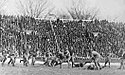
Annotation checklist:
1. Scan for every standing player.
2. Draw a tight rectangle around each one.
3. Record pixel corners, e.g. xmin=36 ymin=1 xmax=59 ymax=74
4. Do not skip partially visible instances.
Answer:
xmin=103 ymin=52 xmax=113 ymax=68
xmin=20 ymin=50 xmax=29 ymax=66
xmin=8 ymin=46 xmax=17 ymax=66
xmin=1 ymin=49 xmax=8 ymax=66
xmin=8 ymin=52 xmax=16 ymax=66
xmin=29 ymin=50 xmax=37 ymax=65
xmin=119 ymin=50 xmax=125 ymax=69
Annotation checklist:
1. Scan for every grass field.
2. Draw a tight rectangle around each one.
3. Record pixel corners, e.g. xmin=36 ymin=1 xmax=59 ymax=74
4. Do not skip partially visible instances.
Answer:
xmin=0 ymin=59 xmax=125 ymax=75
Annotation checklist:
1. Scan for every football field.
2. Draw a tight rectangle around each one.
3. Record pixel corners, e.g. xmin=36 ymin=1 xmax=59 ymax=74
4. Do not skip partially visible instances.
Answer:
xmin=0 ymin=59 xmax=125 ymax=75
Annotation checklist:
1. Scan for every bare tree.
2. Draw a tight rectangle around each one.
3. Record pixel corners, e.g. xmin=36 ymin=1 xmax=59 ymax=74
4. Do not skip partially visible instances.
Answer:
xmin=58 ymin=13 xmax=70 ymax=19
xmin=53 ymin=10 xmax=70 ymax=19
xmin=0 ymin=0 xmax=7 ymax=14
xmin=17 ymin=0 xmax=51 ymax=18
xmin=66 ymin=0 xmax=99 ymax=20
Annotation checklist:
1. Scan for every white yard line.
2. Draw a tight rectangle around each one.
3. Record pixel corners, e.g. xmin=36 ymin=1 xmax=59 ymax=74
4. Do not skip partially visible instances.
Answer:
xmin=1 ymin=58 xmax=120 ymax=66
xmin=34 ymin=61 xmax=120 ymax=66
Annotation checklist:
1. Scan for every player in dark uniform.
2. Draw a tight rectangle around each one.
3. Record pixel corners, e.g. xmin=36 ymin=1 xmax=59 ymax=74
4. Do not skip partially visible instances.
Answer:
xmin=103 ymin=53 xmax=112 ymax=68
xmin=1 ymin=50 xmax=8 ymax=66
xmin=20 ymin=49 xmax=29 ymax=66
xmin=8 ymin=51 xmax=17 ymax=66
xmin=119 ymin=51 xmax=125 ymax=69
xmin=29 ymin=50 xmax=37 ymax=65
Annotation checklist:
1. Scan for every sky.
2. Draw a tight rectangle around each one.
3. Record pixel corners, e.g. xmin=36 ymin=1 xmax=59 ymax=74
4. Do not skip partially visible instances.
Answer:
xmin=1 ymin=0 xmax=125 ymax=22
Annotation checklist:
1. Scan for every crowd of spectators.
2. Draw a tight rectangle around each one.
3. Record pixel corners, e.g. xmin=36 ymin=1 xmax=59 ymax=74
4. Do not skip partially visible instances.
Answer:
xmin=0 ymin=15 xmax=125 ymax=57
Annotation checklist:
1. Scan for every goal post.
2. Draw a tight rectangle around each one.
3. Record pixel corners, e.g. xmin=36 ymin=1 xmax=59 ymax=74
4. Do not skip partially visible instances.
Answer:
xmin=35 ymin=17 xmax=93 ymax=52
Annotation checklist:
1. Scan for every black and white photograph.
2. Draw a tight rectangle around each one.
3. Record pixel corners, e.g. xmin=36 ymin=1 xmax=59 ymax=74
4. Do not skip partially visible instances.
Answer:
xmin=0 ymin=0 xmax=125 ymax=75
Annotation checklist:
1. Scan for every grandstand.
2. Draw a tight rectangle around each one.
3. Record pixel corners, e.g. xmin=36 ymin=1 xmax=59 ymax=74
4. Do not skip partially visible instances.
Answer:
xmin=1 ymin=15 xmax=125 ymax=57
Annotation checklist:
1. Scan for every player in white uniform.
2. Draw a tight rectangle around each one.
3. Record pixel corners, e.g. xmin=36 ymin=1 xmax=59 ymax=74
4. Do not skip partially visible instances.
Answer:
xmin=91 ymin=50 xmax=103 ymax=70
